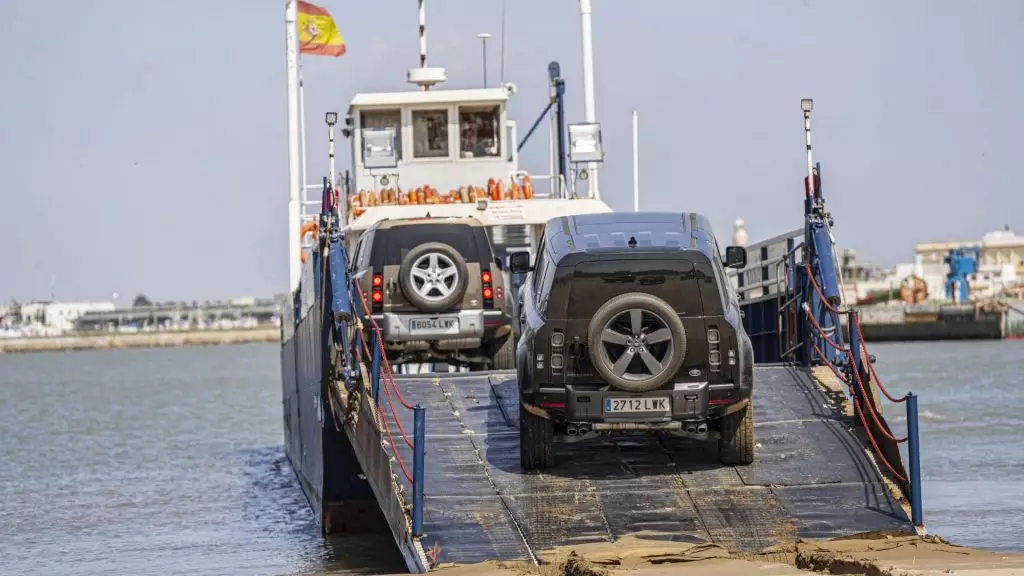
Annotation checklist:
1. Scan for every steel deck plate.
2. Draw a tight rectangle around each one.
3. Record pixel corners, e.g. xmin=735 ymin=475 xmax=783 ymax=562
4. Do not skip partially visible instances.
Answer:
xmin=380 ymin=366 xmax=912 ymax=566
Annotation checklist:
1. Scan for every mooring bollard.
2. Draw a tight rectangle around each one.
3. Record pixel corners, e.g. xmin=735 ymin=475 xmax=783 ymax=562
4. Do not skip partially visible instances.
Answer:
xmin=371 ymin=328 xmax=381 ymax=401
xmin=906 ymin=392 xmax=923 ymax=526
xmin=412 ymin=405 xmax=426 ymax=537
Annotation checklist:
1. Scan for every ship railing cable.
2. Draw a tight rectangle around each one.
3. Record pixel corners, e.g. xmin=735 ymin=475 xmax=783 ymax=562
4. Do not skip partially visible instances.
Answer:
xmin=344 ymin=278 xmax=428 ymax=536
xmin=801 ymin=262 xmax=917 ymax=490
xmin=805 ymin=264 xmax=909 ymax=403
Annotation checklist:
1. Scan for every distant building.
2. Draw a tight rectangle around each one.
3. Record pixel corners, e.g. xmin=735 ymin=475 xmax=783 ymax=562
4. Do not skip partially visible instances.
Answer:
xmin=914 ymin=226 xmax=1022 ymax=300
xmin=16 ymin=301 xmax=116 ymax=336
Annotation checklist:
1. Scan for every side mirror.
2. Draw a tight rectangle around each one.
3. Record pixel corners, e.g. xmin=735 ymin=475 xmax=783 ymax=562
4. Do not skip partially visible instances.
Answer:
xmin=725 ymin=246 xmax=747 ymax=269
xmin=493 ymin=256 xmax=504 ymax=271
xmin=509 ymin=252 xmax=532 ymax=274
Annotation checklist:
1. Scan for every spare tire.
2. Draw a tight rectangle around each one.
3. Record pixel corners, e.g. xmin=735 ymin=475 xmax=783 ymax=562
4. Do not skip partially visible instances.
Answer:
xmin=399 ymin=242 xmax=468 ymax=312
xmin=586 ymin=293 xmax=687 ymax=392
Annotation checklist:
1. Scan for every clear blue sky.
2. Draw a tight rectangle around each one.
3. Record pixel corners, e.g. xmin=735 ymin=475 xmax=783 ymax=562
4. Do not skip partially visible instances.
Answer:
xmin=1 ymin=0 xmax=1021 ymax=303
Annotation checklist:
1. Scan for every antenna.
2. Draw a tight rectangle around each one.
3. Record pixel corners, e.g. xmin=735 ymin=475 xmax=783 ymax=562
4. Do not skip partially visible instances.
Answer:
xmin=499 ymin=0 xmax=507 ymax=84
xmin=408 ymin=0 xmax=447 ymax=90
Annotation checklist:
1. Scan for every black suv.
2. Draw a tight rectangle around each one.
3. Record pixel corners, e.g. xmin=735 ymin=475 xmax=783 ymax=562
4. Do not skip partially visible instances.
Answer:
xmin=510 ymin=212 xmax=755 ymax=469
xmin=349 ymin=217 xmax=515 ymax=369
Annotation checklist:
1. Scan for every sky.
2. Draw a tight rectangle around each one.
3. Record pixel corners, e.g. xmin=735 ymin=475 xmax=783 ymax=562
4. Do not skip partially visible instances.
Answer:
xmin=1 ymin=0 xmax=1022 ymax=304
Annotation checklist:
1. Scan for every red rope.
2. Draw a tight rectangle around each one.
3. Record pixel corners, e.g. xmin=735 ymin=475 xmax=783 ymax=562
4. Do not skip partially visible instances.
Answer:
xmin=811 ymin=343 xmax=908 ymax=483
xmin=804 ymin=263 xmax=845 ymax=314
xmin=812 ymin=342 xmax=849 ymax=386
xmin=355 ymin=285 xmax=416 ymax=410
xmin=804 ymin=303 xmax=850 ymax=353
xmin=377 ymin=403 xmax=413 ymax=482
xmin=851 ymin=314 xmax=908 ymax=403
xmin=357 ymin=329 xmax=413 ymax=449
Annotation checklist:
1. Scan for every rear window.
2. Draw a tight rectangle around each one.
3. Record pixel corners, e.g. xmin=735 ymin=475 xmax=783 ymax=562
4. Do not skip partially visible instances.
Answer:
xmin=376 ymin=224 xmax=483 ymax=266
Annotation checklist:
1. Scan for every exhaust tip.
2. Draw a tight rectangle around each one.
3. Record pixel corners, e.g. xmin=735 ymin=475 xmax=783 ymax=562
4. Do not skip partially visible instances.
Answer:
xmin=566 ymin=426 xmax=578 ymax=436
xmin=696 ymin=423 xmax=708 ymax=434
xmin=685 ymin=425 xmax=697 ymax=434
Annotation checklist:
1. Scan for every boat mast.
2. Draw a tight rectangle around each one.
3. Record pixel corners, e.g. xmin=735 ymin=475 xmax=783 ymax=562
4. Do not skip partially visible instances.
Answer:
xmin=578 ymin=0 xmax=600 ymax=199
xmin=409 ymin=0 xmax=446 ymax=91
xmin=285 ymin=0 xmax=302 ymax=292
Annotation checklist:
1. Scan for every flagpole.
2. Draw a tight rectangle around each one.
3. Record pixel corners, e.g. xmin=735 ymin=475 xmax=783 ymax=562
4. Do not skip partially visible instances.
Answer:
xmin=299 ymin=66 xmax=309 ymax=211
xmin=285 ymin=0 xmax=302 ymax=293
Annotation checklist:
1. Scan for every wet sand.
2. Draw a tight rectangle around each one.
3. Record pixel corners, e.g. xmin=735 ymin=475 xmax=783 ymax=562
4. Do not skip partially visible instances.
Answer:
xmin=416 ymin=535 xmax=1024 ymax=576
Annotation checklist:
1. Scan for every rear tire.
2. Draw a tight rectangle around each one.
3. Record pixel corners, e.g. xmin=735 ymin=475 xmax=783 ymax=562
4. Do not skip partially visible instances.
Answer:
xmin=718 ymin=404 xmax=754 ymax=465
xmin=489 ymin=335 xmax=516 ymax=370
xmin=519 ymin=404 xmax=554 ymax=470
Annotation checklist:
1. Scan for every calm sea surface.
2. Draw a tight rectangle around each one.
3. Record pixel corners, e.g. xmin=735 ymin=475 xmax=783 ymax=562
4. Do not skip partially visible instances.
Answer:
xmin=0 ymin=340 xmax=1021 ymax=575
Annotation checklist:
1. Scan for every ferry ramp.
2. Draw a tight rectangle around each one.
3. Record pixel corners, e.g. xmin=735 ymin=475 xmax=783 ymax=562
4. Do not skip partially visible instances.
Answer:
xmin=348 ymin=364 xmax=912 ymax=569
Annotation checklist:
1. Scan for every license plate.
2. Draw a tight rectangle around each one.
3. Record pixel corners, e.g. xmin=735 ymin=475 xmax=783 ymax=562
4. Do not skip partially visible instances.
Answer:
xmin=409 ymin=317 xmax=459 ymax=334
xmin=604 ymin=397 xmax=670 ymax=413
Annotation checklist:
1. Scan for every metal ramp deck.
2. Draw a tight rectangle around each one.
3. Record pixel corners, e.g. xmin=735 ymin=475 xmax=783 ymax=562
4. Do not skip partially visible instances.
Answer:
xmin=375 ymin=365 xmax=912 ymax=567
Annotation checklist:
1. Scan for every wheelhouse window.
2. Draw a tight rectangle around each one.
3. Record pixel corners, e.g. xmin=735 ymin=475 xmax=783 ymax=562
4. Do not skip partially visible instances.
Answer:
xmin=360 ymin=110 xmax=402 ymax=160
xmin=459 ymin=105 xmax=501 ymax=158
xmin=412 ymin=109 xmax=449 ymax=158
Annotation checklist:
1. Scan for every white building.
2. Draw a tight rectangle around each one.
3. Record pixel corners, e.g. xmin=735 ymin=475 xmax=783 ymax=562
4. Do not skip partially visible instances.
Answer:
xmin=16 ymin=301 xmax=116 ymax=336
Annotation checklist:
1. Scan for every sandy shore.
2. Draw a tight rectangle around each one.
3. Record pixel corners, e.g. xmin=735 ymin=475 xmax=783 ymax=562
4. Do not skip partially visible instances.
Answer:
xmin=415 ymin=535 xmax=1024 ymax=576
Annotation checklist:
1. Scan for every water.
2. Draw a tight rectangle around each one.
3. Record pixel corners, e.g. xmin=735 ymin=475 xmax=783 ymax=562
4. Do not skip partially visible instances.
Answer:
xmin=871 ymin=339 xmax=1024 ymax=552
xmin=0 ymin=344 xmax=405 ymax=576
xmin=0 ymin=341 xmax=1021 ymax=576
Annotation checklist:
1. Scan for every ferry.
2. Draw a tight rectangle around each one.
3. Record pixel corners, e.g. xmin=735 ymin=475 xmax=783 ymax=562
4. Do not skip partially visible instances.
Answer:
xmin=279 ymin=1 xmax=925 ymax=572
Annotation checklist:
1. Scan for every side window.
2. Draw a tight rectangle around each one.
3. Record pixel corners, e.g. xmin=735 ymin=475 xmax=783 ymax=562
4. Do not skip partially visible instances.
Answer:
xmin=536 ymin=260 xmax=556 ymax=313
xmin=349 ymin=237 xmax=364 ymax=271
xmin=711 ymin=239 xmax=735 ymax=308
xmin=458 ymin=105 xmax=501 ymax=158
xmin=412 ymin=109 xmax=449 ymax=159
xmin=356 ymin=231 xmax=374 ymax=270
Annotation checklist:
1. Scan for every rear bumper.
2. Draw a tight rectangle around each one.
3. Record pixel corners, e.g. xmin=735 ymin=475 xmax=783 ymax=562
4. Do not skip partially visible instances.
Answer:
xmin=535 ymin=382 xmax=745 ymax=423
xmin=374 ymin=309 xmax=508 ymax=343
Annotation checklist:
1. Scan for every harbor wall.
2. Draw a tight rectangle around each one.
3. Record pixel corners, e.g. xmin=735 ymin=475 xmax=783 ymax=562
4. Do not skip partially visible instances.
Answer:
xmin=854 ymin=301 xmax=1023 ymax=342
xmin=0 ymin=327 xmax=280 ymax=354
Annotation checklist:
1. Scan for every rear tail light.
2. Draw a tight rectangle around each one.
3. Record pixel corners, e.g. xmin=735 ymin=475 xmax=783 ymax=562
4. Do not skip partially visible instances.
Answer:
xmin=481 ymin=270 xmax=494 ymax=309
xmin=371 ymin=274 xmax=384 ymax=313
xmin=550 ymin=330 xmax=564 ymax=373
xmin=708 ymin=327 xmax=720 ymax=372
xmin=728 ymin=349 xmax=736 ymax=366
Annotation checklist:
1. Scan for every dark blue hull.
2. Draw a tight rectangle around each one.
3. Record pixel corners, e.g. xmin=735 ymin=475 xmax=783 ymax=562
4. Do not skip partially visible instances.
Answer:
xmin=280 ymin=259 xmax=388 ymax=534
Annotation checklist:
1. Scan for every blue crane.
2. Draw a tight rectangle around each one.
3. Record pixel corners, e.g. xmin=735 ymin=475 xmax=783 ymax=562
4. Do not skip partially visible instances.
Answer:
xmin=944 ymin=247 xmax=980 ymax=303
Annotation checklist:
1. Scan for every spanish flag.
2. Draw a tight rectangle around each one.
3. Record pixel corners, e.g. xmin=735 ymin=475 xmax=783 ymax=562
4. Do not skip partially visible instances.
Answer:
xmin=298 ymin=1 xmax=346 ymax=57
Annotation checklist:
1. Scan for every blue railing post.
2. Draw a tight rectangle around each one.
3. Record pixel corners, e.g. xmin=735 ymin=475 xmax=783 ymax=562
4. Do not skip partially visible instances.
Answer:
xmin=906 ymin=392 xmax=923 ymax=526
xmin=848 ymin=309 xmax=862 ymax=424
xmin=412 ymin=404 xmax=426 ymax=537
xmin=371 ymin=327 xmax=381 ymax=401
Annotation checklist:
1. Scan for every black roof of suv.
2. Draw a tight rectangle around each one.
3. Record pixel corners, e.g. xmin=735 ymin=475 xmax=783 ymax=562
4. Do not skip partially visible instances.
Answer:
xmin=512 ymin=211 xmax=755 ymax=470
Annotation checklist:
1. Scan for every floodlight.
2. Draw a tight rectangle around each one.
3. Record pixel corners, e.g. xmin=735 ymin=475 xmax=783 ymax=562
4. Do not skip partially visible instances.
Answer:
xmin=567 ymin=122 xmax=604 ymax=164
xmin=801 ymin=99 xmax=813 ymax=112
xmin=362 ymin=127 xmax=398 ymax=169
xmin=325 ymin=112 xmax=338 ymax=126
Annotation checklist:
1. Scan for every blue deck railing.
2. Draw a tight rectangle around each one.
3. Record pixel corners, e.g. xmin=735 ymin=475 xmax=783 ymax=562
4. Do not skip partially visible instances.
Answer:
xmin=732 ymin=159 xmax=924 ymax=528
